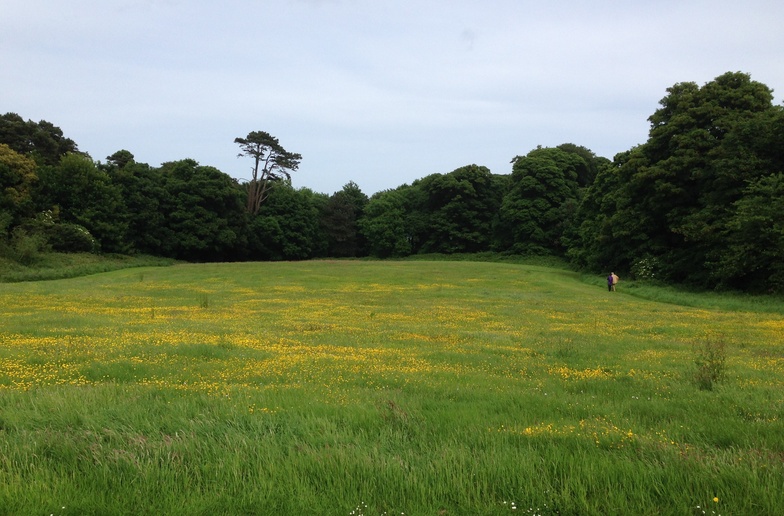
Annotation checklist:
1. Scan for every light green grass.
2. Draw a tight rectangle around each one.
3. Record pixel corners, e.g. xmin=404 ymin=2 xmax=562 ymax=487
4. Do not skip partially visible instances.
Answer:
xmin=0 ymin=260 xmax=782 ymax=515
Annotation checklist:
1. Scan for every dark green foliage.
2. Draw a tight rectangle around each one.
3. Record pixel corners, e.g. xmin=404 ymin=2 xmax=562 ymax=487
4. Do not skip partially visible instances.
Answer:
xmin=360 ymin=165 xmax=506 ymax=258
xmin=105 ymin=159 xmax=171 ymax=256
xmin=0 ymin=144 xmax=38 ymax=236
xmin=571 ymin=72 xmax=782 ymax=291
xmin=35 ymin=153 xmax=129 ymax=253
xmin=0 ymin=113 xmax=79 ymax=166
xmin=45 ymin=223 xmax=98 ymax=253
xmin=18 ymin=212 xmax=98 ymax=253
xmin=718 ymin=173 xmax=784 ymax=292
xmin=651 ymin=73 xmax=774 ymax=285
xmin=496 ymin=147 xmax=582 ymax=255
xmin=248 ymin=183 xmax=327 ymax=260
xmin=568 ymin=148 xmax=653 ymax=273
xmin=359 ymin=187 xmax=419 ymax=258
xmin=106 ymin=149 xmax=135 ymax=169
xmin=321 ymin=181 xmax=369 ymax=257
xmin=158 ymin=159 xmax=247 ymax=261
xmin=556 ymin=143 xmax=607 ymax=187
xmin=416 ymin=164 xmax=502 ymax=254
xmin=6 ymin=227 xmax=49 ymax=265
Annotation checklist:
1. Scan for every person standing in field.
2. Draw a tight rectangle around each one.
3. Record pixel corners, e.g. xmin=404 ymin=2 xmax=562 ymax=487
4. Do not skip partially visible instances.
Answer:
xmin=608 ymin=272 xmax=619 ymax=291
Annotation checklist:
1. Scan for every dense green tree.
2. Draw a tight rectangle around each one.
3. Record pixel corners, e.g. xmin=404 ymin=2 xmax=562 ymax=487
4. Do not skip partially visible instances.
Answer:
xmin=106 ymin=149 xmax=136 ymax=169
xmin=566 ymin=154 xmax=627 ymax=272
xmin=35 ymin=153 xmax=128 ymax=253
xmin=105 ymin=157 xmax=172 ymax=255
xmin=235 ymin=131 xmax=302 ymax=214
xmin=321 ymin=181 xmax=369 ymax=257
xmin=556 ymin=143 xmax=607 ymax=187
xmin=249 ymin=183 xmax=327 ymax=260
xmin=697 ymin=105 xmax=784 ymax=290
xmin=0 ymin=113 xmax=79 ymax=166
xmin=600 ymin=72 xmax=775 ymax=284
xmin=359 ymin=186 xmax=423 ymax=258
xmin=158 ymin=159 xmax=247 ymax=261
xmin=692 ymin=106 xmax=784 ymax=281
xmin=416 ymin=164 xmax=502 ymax=254
xmin=0 ymin=144 xmax=38 ymax=236
xmin=571 ymin=147 xmax=669 ymax=275
xmin=718 ymin=173 xmax=784 ymax=292
xmin=496 ymin=147 xmax=582 ymax=255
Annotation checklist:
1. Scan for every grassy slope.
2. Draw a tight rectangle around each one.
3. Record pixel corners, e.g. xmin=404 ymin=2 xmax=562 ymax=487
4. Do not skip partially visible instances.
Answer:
xmin=0 ymin=253 xmax=176 ymax=283
xmin=0 ymin=260 xmax=782 ymax=514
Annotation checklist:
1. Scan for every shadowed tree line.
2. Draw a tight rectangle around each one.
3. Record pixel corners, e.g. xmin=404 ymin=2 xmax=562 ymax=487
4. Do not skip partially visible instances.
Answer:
xmin=2 ymin=72 xmax=783 ymax=292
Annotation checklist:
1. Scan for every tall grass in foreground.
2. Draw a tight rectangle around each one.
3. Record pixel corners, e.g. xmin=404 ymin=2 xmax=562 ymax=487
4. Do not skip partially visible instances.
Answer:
xmin=0 ymin=261 xmax=783 ymax=514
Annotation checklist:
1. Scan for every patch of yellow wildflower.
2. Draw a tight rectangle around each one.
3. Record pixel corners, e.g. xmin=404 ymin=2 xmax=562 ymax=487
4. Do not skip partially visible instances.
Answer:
xmin=492 ymin=417 xmax=636 ymax=449
xmin=548 ymin=366 xmax=614 ymax=381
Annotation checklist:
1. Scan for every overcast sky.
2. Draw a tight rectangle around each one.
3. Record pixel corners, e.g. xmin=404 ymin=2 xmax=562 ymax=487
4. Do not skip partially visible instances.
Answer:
xmin=3 ymin=0 xmax=783 ymax=195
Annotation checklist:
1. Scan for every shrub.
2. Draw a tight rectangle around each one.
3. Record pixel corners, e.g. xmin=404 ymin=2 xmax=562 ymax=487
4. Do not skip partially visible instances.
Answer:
xmin=46 ymin=223 xmax=98 ymax=253
xmin=631 ymin=256 xmax=660 ymax=281
xmin=16 ymin=211 xmax=98 ymax=254
xmin=692 ymin=335 xmax=727 ymax=390
xmin=9 ymin=227 xmax=49 ymax=265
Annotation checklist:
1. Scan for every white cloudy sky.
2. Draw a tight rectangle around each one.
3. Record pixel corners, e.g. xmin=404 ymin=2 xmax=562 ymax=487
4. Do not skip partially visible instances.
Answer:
xmin=3 ymin=0 xmax=783 ymax=195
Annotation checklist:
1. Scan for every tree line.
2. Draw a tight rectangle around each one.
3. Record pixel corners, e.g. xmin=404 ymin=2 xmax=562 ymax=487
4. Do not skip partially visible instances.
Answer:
xmin=2 ymin=71 xmax=783 ymax=292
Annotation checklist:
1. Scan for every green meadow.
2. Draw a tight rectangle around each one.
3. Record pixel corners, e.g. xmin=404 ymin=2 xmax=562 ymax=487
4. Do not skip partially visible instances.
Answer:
xmin=1 ymin=260 xmax=782 ymax=515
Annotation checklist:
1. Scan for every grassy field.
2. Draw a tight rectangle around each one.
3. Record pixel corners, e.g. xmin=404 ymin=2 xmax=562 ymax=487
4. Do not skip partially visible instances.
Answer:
xmin=0 ymin=260 xmax=782 ymax=515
